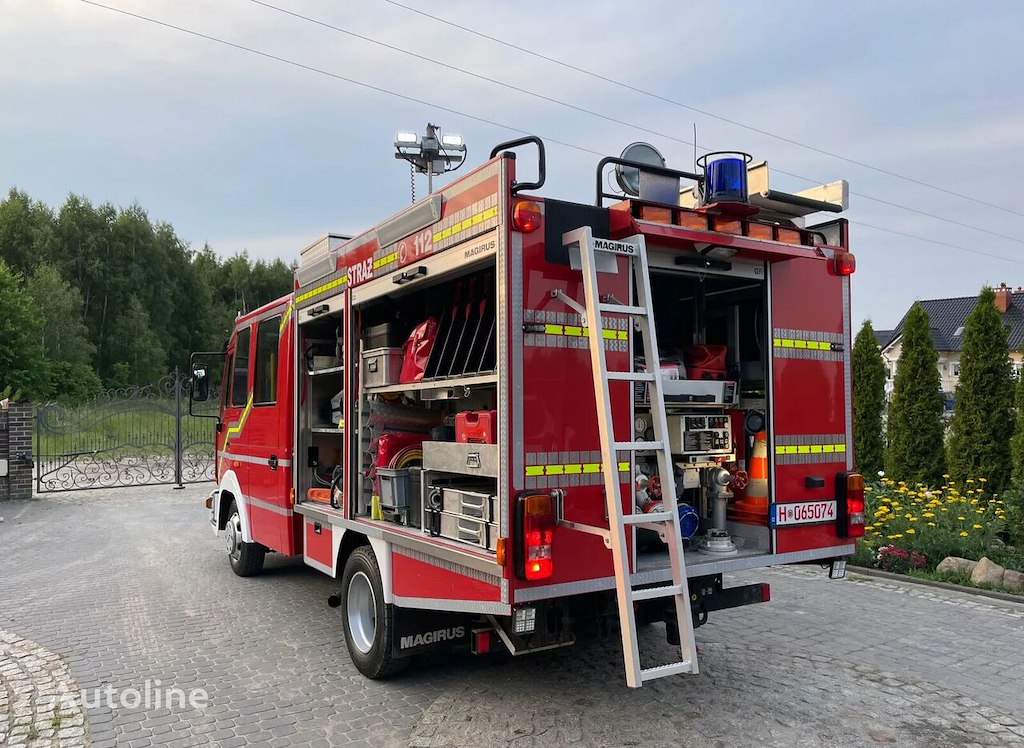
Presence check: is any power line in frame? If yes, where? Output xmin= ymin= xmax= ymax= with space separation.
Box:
xmin=381 ymin=0 xmax=1024 ymax=221
xmin=78 ymin=1 xmax=1024 ymax=267
xmin=254 ymin=0 xmax=1024 ymax=248
xmin=78 ymin=1 xmax=604 ymax=160
xmin=852 ymin=221 xmax=1021 ymax=265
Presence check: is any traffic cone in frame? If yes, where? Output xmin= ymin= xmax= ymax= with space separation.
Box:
xmin=730 ymin=431 xmax=769 ymax=523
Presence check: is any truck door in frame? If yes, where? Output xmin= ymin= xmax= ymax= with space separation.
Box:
xmin=221 ymin=323 xmax=252 ymax=535
xmin=769 ymin=255 xmax=852 ymax=553
xmin=242 ymin=308 xmax=295 ymax=554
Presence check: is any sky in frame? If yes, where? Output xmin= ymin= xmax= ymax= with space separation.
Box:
xmin=2 ymin=0 xmax=1023 ymax=329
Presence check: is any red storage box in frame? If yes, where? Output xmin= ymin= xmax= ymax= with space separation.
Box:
xmin=456 ymin=410 xmax=497 ymax=444
xmin=684 ymin=345 xmax=727 ymax=381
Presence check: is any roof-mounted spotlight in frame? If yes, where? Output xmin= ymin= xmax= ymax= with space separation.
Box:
xmin=614 ymin=142 xmax=666 ymax=197
xmin=394 ymin=123 xmax=467 ymax=198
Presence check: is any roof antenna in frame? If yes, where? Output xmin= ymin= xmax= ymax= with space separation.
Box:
xmin=693 ymin=123 xmax=698 ymax=173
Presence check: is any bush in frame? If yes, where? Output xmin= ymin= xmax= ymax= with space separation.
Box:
xmin=1002 ymin=481 xmax=1024 ymax=547
xmin=44 ymin=361 xmax=102 ymax=405
xmin=860 ymin=475 xmax=1007 ymax=570
xmin=877 ymin=545 xmax=927 ymax=574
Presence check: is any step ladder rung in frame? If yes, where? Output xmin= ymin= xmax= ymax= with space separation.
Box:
xmin=641 ymin=660 xmax=694 ymax=681
xmin=631 ymin=584 xmax=684 ymax=602
xmin=623 ymin=511 xmax=674 ymax=524
xmin=606 ymin=371 xmax=656 ymax=382
xmin=614 ymin=440 xmax=662 ymax=452
xmin=598 ymin=302 xmax=648 ymax=316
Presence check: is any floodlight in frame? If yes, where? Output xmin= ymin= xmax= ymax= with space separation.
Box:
xmin=615 ymin=142 xmax=666 ymax=196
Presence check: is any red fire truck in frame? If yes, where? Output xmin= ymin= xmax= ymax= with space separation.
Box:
xmin=191 ymin=136 xmax=862 ymax=688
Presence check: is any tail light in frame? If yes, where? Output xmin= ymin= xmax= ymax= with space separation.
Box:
xmin=512 ymin=200 xmax=542 ymax=233
xmin=832 ymin=251 xmax=856 ymax=276
xmin=515 ymin=493 xmax=554 ymax=580
xmin=835 ymin=471 xmax=865 ymax=538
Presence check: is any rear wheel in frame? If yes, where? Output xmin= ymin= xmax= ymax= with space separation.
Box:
xmin=341 ymin=546 xmax=407 ymax=679
xmin=225 ymin=501 xmax=265 ymax=577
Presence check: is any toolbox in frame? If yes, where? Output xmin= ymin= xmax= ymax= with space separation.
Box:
xmin=364 ymin=322 xmax=402 ymax=350
xmin=361 ymin=347 xmax=403 ymax=388
xmin=425 ymin=506 xmax=498 ymax=551
xmin=455 ymin=410 xmax=497 ymax=444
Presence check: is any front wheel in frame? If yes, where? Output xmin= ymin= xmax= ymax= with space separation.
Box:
xmin=341 ymin=546 xmax=407 ymax=679
xmin=225 ymin=501 xmax=265 ymax=577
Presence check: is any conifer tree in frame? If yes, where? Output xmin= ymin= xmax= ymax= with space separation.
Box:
xmin=852 ymin=320 xmax=887 ymax=476
xmin=947 ymin=287 xmax=1013 ymax=490
xmin=885 ymin=302 xmax=946 ymax=485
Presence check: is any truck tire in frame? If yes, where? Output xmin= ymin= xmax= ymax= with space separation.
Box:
xmin=225 ymin=500 xmax=265 ymax=577
xmin=341 ymin=545 xmax=408 ymax=679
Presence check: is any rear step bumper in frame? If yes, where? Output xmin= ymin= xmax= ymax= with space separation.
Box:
xmin=636 ymin=575 xmax=771 ymax=630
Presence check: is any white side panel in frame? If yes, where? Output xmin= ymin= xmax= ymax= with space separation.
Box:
xmin=216 ymin=469 xmax=252 ymax=543
xmin=369 ymin=536 xmax=393 ymax=604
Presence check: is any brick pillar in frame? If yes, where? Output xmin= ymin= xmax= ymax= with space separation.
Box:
xmin=1 ymin=400 xmax=33 ymax=500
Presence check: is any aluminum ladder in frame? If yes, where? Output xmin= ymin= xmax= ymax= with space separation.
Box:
xmin=559 ymin=226 xmax=699 ymax=688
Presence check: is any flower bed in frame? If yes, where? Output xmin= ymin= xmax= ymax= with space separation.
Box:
xmin=854 ymin=475 xmax=1015 ymax=571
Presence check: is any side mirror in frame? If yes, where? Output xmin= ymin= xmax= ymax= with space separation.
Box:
xmin=191 ymin=363 xmax=210 ymax=403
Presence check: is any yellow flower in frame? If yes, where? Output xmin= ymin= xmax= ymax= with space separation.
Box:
xmin=905 ymin=528 xmax=916 ymax=534
xmin=970 ymin=499 xmax=979 ymax=505
xmin=927 ymin=522 xmax=937 ymax=527
xmin=864 ymin=525 xmax=875 ymax=531
xmin=888 ymin=534 xmax=903 ymax=539
xmin=967 ymin=478 xmax=974 ymax=483
xmin=942 ymin=474 xmax=950 ymax=478
xmin=865 ymin=486 xmax=874 ymax=492
xmin=904 ymin=513 xmax=914 ymax=519
xmin=972 ymin=524 xmax=983 ymax=529
xmin=979 ymin=477 xmax=987 ymax=483
xmin=960 ymin=531 xmax=969 ymax=537
xmin=957 ymin=516 xmax=966 ymax=521
xmin=940 ymin=507 xmax=948 ymax=512
xmin=923 ymin=512 xmax=935 ymax=518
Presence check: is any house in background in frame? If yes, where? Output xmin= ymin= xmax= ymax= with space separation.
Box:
xmin=879 ymin=283 xmax=1024 ymax=410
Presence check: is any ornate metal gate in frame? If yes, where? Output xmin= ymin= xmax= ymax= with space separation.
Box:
xmin=35 ymin=371 xmax=221 ymax=492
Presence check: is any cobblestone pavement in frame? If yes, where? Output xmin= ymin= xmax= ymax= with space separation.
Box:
xmin=0 ymin=630 xmax=88 ymax=747
xmin=1 ymin=486 xmax=1023 ymax=747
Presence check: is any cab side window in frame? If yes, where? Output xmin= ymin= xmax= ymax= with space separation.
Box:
xmin=230 ymin=327 xmax=251 ymax=407
xmin=253 ymin=317 xmax=281 ymax=405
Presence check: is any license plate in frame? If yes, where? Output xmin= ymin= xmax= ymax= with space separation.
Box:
xmin=770 ymin=500 xmax=837 ymax=526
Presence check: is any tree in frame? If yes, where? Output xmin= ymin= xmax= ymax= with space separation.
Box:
xmin=26 ymin=263 xmax=95 ymax=366
xmin=852 ymin=320 xmax=887 ymax=476
xmin=1011 ymin=363 xmax=1024 ymax=484
xmin=947 ymin=288 xmax=1014 ymax=490
xmin=106 ymin=295 xmax=167 ymax=386
xmin=0 ymin=260 xmax=48 ymax=399
xmin=885 ymin=302 xmax=946 ymax=486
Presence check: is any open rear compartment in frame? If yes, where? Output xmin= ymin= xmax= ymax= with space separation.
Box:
xmin=633 ymin=253 xmax=775 ymax=577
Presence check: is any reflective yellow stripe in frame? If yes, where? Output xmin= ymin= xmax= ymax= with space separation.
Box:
xmin=774 ymin=337 xmax=834 ymax=351
xmin=278 ymin=302 xmax=294 ymax=333
xmin=546 ymin=464 xmax=564 ymax=476
xmin=296 ymin=275 xmax=347 ymax=303
xmin=525 ymin=465 xmax=544 ymax=477
xmin=582 ymin=463 xmax=600 ymax=474
xmin=776 ymin=442 xmax=846 ymax=455
xmin=372 ymin=251 xmax=399 ymax=270
xmin=527 ymin=460 xmax=631 ymax=477
xmin=221 ymin=393 xmax=253 ymax=451
xmin=432 ymin=206 xmax=499 ymax=243
xmin=539 ymin=325 xmax=625 ymax=339
xmin=617 ymin=460 xmax=630 ymax=472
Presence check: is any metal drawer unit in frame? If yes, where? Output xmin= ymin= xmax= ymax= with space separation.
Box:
xmin=427 ymin=510 xmax=498 ymax=552
xmin=436 ymin=486 xmax=497 ymax=522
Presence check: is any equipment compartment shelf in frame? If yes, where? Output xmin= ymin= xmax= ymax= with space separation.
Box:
xmin=308 ymin=365 xmax=344 ymax=376
xmin=363 ymin=372 xmax=497 ymax=396
xmin=311 ymin=426 xmax=344 ymax=434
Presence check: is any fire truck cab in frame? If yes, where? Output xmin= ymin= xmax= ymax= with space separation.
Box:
xmin=192 ymin=137 xmax=862 ymax=687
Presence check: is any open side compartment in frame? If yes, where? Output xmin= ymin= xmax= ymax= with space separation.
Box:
xmin=633 ymin=258 xmax=774 ymax=572
xmin=347 ymin=250 xmax=501 ymax=556
xmin=295 ymin=300 xmax=346 ymax=510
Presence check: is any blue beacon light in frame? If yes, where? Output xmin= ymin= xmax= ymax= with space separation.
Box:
xmin=698 ymin=151 xmax=753 ymax=204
